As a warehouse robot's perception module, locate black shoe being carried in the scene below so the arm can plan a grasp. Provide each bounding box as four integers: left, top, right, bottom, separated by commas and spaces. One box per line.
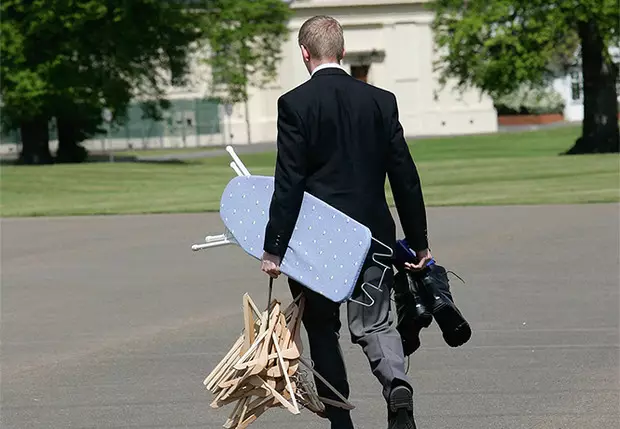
387, 385, 417, 429
416, 263, 471, 348
393, 239, 472, 352
393, 270, 432, 356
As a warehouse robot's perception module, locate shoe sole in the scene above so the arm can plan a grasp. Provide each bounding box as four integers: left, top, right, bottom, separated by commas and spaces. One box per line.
389, 386, 413, 414
389, 386, 416, 429
433, 302, 472, 347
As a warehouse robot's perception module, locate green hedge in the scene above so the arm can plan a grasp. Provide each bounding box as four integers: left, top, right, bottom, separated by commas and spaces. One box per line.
495, 85, 565, 116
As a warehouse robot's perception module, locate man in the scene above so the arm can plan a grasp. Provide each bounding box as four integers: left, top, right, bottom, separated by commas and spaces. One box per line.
260, 15, 432, 429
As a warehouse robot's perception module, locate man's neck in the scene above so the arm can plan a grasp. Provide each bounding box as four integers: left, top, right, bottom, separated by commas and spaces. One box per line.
311, 61, 344, 76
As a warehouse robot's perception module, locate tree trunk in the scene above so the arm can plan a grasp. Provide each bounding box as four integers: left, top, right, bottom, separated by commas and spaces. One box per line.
566, 20, 620, 154
244, 97, 252, 145
56, 116, 88, 163
18, 115, 54, 165
243, 68, 252, 145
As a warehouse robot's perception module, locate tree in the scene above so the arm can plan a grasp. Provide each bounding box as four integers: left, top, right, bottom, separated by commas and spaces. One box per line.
200, 0, 292, 144
1, 7, 54, 164
429, 0, 620, 154
1, 0, 203, 164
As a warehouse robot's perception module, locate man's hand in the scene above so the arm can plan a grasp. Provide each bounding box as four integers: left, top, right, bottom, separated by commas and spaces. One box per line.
261, 252, 281, 279
404, 248, 433, 271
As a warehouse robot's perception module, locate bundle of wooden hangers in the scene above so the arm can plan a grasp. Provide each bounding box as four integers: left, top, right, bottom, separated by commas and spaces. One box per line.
203, 292, 354, 428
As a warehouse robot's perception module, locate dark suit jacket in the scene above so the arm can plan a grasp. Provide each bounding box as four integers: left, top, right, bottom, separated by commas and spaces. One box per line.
263, 67, 428, 259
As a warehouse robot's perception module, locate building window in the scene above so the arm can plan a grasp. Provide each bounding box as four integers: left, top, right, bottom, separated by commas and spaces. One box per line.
570, 70, 583, 101
351, 65, 370, 83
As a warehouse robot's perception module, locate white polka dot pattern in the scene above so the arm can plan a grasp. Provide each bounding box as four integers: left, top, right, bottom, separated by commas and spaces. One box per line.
220, 176, 372, 302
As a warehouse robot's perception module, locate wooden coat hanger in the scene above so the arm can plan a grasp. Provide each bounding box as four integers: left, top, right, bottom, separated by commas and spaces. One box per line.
203, 292, 355, 428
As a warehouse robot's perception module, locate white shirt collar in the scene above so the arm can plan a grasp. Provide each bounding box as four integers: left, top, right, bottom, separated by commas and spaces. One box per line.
311, 62, 345, 76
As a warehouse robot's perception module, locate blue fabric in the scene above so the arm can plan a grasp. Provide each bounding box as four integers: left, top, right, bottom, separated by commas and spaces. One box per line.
220, 176, 372, 302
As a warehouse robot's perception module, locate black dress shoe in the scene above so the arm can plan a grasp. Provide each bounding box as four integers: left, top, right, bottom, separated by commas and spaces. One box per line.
387, 385, 417, 429
393, 271, 433, 356
416, 264, 471, 348
327, 410, 354, 429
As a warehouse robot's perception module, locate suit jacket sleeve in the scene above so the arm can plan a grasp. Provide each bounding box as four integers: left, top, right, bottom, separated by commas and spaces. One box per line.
263, 96, 308, 258
386, 93, 429, 251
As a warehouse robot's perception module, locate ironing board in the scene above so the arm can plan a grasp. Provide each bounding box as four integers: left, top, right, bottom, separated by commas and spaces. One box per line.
192, 147, 392, 306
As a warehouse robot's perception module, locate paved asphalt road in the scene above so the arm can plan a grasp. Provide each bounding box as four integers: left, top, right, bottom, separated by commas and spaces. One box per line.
2, 205, 619, 429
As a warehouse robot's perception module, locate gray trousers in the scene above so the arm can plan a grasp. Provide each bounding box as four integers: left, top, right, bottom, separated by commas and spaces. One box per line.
289, 254, 410, 424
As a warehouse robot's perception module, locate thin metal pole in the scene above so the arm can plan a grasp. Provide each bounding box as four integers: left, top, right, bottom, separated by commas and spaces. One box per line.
267, 277, 273, 311
226, 146, 251, 176
230, 161, 243, 177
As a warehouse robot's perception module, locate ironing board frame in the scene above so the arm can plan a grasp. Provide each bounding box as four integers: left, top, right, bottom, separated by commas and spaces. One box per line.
192, 146, 393, 307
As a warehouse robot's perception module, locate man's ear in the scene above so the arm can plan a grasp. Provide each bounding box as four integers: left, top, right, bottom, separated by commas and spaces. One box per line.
341, 49, 346, 62
300, 45, 311, 62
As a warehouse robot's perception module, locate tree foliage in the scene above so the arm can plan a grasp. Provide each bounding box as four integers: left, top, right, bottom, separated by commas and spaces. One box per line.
1, 0, 202, 163
200, 0, 292, 104
1, 0, 293, 164
430, 0, 618, 96
429, 0, 619, 153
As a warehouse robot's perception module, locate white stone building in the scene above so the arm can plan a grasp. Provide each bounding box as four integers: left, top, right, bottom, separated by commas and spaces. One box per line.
220, 0, 498, 147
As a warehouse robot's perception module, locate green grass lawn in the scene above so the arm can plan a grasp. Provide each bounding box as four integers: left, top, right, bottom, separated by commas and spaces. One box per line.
1, 126, 618, 217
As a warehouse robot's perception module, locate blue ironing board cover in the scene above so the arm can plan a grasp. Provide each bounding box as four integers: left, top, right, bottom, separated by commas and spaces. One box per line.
219, 176, 372, 303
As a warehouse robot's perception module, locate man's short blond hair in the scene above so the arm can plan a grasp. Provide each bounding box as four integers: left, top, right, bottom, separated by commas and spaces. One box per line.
298, 16, 344, 61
